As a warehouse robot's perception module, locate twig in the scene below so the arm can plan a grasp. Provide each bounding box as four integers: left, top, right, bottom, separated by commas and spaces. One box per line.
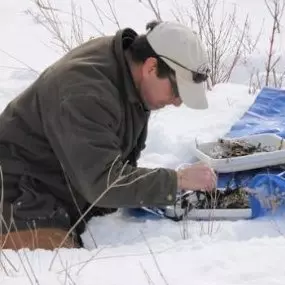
185, 0, 260, 85
50, 239, 76, 285
0, 215, 34, 285
140, 230, 169, 285
11, 220, 40, 285
49, 154, 158, 270
72, 231, 160, 275
0, 218, 18, 273
139, 0, 162, 21
58, 238, 177, 274
75, 246, 106, 275
139, 261, 156, 285
107, 0, 120, 29
0, 48, 39, 75
0, 166, 18, 276
264, 0, 285, 87
61, 162, 98, 249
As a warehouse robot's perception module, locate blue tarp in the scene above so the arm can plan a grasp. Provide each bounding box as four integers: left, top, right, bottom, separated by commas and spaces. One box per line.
225, 87, 285, 138
130, 87, 285, 220
215, 86, 285, 218
217, 87, 285, 190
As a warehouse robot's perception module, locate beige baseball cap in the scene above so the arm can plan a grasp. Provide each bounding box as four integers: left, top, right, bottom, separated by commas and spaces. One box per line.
146, 21, 210, 109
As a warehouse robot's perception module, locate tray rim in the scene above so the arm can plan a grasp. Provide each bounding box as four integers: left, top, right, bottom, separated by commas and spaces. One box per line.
191, 133, 285, 173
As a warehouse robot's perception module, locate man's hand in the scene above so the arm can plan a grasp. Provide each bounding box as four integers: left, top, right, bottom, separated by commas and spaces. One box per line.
177, 162, 217, 191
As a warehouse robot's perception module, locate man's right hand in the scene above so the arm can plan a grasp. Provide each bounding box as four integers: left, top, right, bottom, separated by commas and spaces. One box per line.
177, 162, 217, 192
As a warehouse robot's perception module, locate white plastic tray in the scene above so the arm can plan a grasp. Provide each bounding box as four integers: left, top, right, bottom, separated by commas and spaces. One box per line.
186, 208, 252, 220
190, 133, 285, 173
164, 207, 252, 220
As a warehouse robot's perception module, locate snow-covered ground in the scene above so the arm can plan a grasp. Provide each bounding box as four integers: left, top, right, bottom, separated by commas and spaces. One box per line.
1, 1, 285, 285
2, 72, 285, 285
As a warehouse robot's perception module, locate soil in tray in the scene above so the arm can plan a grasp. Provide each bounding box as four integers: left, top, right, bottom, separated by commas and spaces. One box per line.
208, 138, 281, 159
192, 188, 250, 209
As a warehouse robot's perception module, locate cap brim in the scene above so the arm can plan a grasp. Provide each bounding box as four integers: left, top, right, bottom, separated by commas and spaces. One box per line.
163, 58, 208, 110
176, 74, 208, 109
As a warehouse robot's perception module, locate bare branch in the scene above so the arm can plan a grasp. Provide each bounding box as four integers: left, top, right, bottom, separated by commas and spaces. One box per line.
107, 0, 121, 29
60, 163, 98, 249
0, 48, 39, 75
171, 0, 191, 25
89, 0, 120, 28
49, 154, 159, 270
26, 0, 122, 52
265, 0, 276, 18
89, 0, 105, 25
139, 0, 162, 21
140, 230, 170, 285
180, 0, 260, 85
26, 0, 76, 52
71, 1, 84, 46
222, 15, 249, 82
264, 0, 285, 87
139, 261, 156, 285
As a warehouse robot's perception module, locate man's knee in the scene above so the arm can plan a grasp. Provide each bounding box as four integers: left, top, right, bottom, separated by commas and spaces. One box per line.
0, 228, 80, 250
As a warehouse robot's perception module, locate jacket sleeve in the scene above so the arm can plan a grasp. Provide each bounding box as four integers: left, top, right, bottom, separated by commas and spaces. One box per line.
41, 77, 178, 208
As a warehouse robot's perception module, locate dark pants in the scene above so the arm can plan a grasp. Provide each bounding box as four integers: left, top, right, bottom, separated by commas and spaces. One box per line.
0, 172, 116, 248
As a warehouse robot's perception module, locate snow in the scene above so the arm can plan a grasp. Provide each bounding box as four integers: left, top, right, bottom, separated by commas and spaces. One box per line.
139, 83, 256, 169
1, 1, 285, 285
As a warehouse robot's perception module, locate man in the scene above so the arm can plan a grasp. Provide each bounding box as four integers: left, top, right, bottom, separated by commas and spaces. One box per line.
0, 20, 216, 250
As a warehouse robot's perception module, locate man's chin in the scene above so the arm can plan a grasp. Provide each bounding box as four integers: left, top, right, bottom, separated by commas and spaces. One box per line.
142, 99, 165, 110
149, 104, 165, 111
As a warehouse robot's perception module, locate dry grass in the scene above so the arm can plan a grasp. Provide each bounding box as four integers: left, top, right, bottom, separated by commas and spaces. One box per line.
49, 154, 159, 270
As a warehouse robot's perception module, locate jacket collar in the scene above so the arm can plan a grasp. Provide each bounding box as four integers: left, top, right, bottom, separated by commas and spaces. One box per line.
113, 28, 149, 110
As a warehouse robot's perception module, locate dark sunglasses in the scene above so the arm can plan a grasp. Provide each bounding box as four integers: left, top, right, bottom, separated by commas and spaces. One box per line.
192, 71, 208, 83
167, 70, 208, 98
159, 54, 209, 97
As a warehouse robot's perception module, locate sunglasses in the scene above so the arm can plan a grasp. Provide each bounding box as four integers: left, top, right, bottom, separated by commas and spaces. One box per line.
192, 71, 209, 83
159, 54, 209, 97
167, 70, 208, 98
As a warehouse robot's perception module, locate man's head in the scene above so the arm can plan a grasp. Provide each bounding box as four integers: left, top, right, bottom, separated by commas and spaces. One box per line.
127, 21, 210, 110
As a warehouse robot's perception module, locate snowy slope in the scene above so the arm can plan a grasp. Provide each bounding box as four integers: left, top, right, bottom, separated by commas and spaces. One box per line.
1, 1, 285, 285
1, 72, 285, 285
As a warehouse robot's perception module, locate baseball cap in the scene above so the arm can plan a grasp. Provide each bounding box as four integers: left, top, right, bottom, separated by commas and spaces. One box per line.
146, 21, 210, 109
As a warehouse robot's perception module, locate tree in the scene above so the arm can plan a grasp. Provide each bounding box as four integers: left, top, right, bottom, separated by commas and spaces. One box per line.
140, 0, 261, 86
26, 0, 120, 52
264, 0, 285, 87
27, 0, 260, 87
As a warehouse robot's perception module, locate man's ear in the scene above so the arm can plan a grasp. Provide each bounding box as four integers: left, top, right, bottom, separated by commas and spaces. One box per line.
142, 57, 157, 76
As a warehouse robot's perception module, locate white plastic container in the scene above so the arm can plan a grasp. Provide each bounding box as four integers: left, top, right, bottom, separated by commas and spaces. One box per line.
164, 206, 252, 220
190, 133, 285, 173
186, 208, 252, 220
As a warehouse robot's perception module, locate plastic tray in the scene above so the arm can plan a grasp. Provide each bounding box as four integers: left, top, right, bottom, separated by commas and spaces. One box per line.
164, 207, 252, 220
190, 133, 285, 173
186, 208, 252, 220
